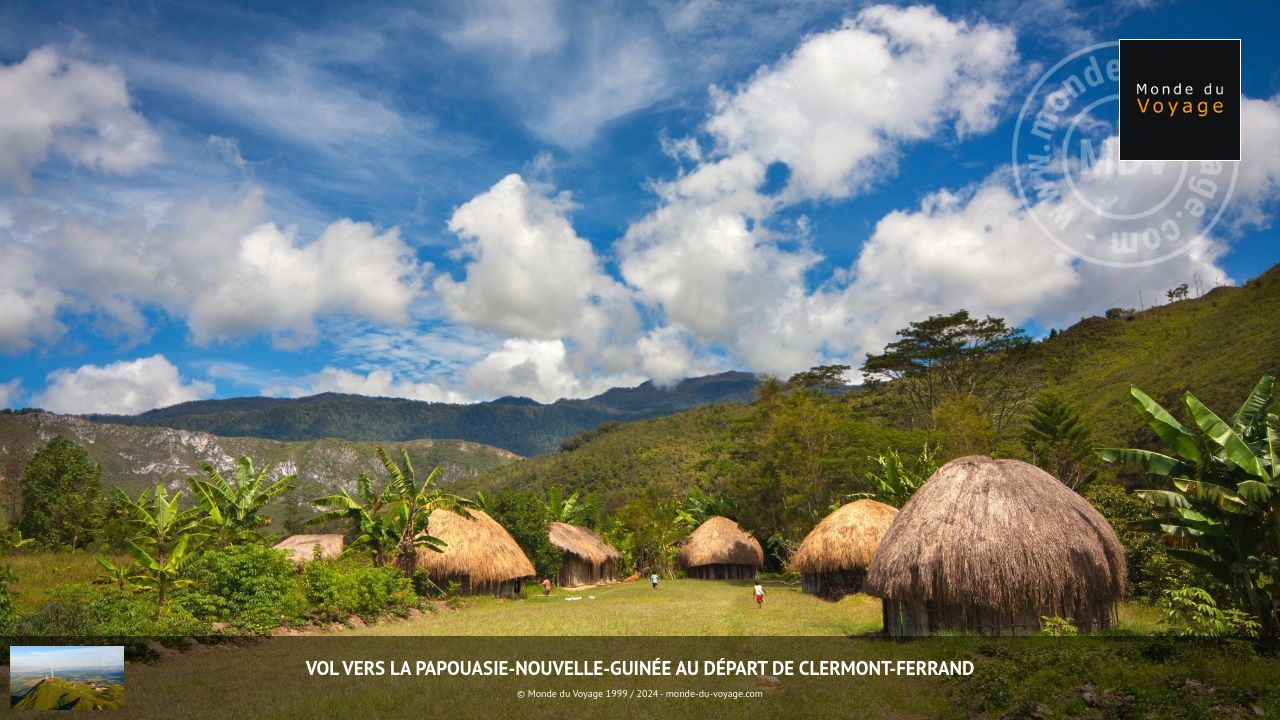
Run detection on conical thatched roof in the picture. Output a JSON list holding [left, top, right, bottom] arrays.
[[677, 516, 764, 569], [791, 499, 898, 574], [416, 509, 535, 584], [274, 534, 344, 563], [548, 522, 622, 566], [865, 456, 1126, 611]]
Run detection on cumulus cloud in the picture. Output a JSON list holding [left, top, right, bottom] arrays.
[[0, 379, 22, 409], [0, 188, 426, 350], [617, 4, 1019, 372], [33, 355, 214, 415], [0, 46, 161, 190], [269, 367, 468, 404], [463, 338, 639, 403]]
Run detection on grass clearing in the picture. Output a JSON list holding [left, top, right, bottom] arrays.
[[5, 550, 128, 611]]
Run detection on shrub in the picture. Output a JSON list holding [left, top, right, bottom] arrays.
[[302, 560, 415, 621], [1158, 587, 1262, 639], [13, 584, 210, 638], [1083, 483, 1207, 601], [1039, 616, 1079, 637], [180, 544, 304, 634], [0, 569, 15, 633]]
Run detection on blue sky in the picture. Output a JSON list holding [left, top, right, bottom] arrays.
[[10, 645, 123, 672], [0, 0, 1278, 413]]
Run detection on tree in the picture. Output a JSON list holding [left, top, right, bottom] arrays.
[[932, 394, 996, 458], [545, 487, 583, 524], [1096, 377, 1280, 636], [1021, 391, 1097, 490], [17, 437, 104, 549], [786, 365, 851, 393], [487, 488, 561, 580], [1166, 283, 1190, 302], [188, 456, 296, 544], [112, 485, 207, 618], [861, 310, 1032, 431]]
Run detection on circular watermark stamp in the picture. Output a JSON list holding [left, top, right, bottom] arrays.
[[1012, 41, 1237, 268]]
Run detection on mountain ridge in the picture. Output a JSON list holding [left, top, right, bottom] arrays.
[[83, 371, 761, 457]]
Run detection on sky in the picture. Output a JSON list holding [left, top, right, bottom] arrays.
[[10, 645, 123, 672], [0, 0, 1278, 414]]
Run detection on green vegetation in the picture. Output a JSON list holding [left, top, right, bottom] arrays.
[[1098, 377, 1280, 635], [189, 456, 296, 544], [484, 488, 562, 580], [11, 677, 124, 711], [17, 436, 104, 549], [1020, 391, 1097, 490]]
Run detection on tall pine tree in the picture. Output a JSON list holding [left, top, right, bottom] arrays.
[[1020, 392, 1096, 490]]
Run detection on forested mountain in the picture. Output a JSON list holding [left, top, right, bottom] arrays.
[[87, 372, 759, 457]]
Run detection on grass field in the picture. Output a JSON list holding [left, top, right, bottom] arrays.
[[5, 551, 129, 611], [350, 579, 883, 636]]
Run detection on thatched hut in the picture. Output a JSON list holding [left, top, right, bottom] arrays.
[[274, 534, 344, 564], [678, 516, 764, 580], [548, 522, 622, 587], [415, 509, 535, 598], [791, 499, 898, 599], [865, 456, 1126, 636]]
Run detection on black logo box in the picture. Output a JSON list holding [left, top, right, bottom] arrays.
[[1119, 39, 1241, 161]]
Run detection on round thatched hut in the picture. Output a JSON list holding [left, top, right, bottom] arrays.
[[791, 499, 898, 600], [273, 534, 344, 564], [865, 456, 1126, 636], [416, 509, 535, 598], [678, 516, 764, 580], [548, 522, 622, 587]]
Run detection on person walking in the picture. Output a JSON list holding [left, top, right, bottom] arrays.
[[650, 572, 659, 590], [753, 582, 765, 608], [542, 577, 553, 597]]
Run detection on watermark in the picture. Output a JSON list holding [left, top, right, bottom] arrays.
[[1012, 41, 1238, 268]]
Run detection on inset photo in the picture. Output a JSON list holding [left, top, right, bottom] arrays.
[[9, 646, 124, 711]]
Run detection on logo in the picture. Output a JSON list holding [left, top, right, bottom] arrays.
[[1012, 42, 1238, 268]]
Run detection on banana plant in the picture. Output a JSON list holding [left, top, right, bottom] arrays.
[[111, 485, 207, 617], [127, 534, 198, 619], [1097, 376, 1279, 635], [93, 556, 138, 593], [376, 448, 473, 577], [0, 528, 35, 554], [309, 472, 400, 567], [189, 457, 296, 544]]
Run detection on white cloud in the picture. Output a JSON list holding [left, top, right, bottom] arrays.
[[0, 241, 65, 352], [0, 187, 427, 350], [444, 0, 568, 58], [463, 338, 638, 403], [704, 4, 1018, 200], [33, 355, 214, 415], [270, 367, 468, 404], [0, 379, 22, 409], [0, 46, 161, 190]]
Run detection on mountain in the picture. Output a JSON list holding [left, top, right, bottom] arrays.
[[0, 411, 520, 523], [88, 371, 761, 457], [11, 678, 124, 711]]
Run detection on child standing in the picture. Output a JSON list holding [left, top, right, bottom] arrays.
[[753, 582, 765, 608], [650, 572, 659, 589]]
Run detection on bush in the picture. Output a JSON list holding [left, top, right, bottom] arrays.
[[1158, 587, 1262, 639], [13, 584, 210, 638], [1083, 483, 1208, 601], [1039, 616, 1079, 637], [179, 544, 304, 634], [302, 560, 415, 621]]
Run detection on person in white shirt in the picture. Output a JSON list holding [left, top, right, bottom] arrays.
[[753, 582, 765, 608]]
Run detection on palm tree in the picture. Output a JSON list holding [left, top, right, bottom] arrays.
[[189, 457, 296, 544], [93, 556, 137, 592], [112, 485, 206, 618]]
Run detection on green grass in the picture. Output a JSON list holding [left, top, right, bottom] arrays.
[[5, 550, 128, 611]]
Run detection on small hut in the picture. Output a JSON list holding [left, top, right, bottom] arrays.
[[274, 534, 344, 564], [791, 499, 898, 599], [548, 522, 622, 587], [678, 516, 764, 580], [865, 456, 1126, 637], [416, 509, 535, 598]]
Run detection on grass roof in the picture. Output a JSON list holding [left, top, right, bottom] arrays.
[[677, 516, 764, 569], [791, 499, 898, 574]]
